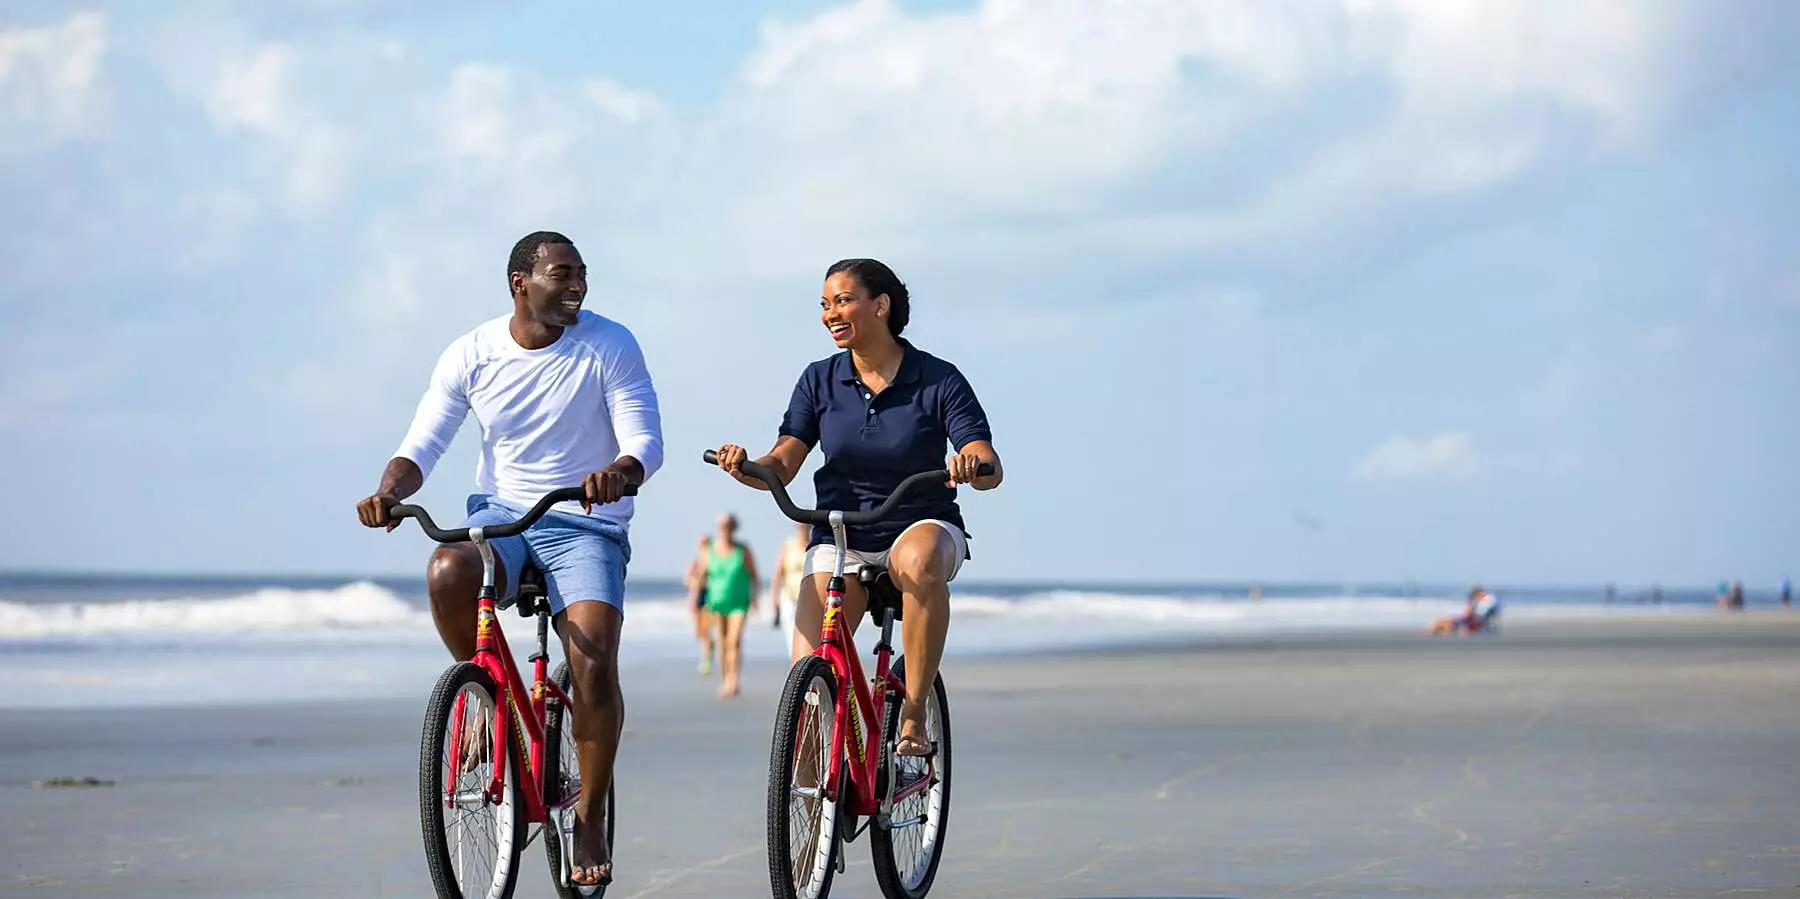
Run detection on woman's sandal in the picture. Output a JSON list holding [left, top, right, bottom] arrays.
[[894, 734, 936, 758]]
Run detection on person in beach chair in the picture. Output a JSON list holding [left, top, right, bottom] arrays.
[[1426, 586, 1501, 636]]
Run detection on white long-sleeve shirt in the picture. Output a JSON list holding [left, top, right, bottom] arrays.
[[393, 311, 664, 530]]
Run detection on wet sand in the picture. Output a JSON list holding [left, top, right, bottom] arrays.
[[4, 613, 1798, 898]]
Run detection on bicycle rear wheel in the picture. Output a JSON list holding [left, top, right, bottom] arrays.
[[420, 661, 526, 899], [767, 655, 841, 899], [543, 661, 618, 899], [870, 657, 952, 899]]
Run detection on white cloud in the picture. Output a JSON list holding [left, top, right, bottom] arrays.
[[205, 44, 293, 135], [436, 63, 514, 164], [202, 43, 349, 212], [593, 0, 1783, 302], [1, 0, 1790, 448], [0, 11, 108, 152], [1353, 431, 1479, 480], [583, 77, 664, 124]]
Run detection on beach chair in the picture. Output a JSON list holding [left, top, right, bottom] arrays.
[[1467, 596, 1501, 634]]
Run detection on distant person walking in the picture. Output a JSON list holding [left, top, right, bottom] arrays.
[[684, 534, 714, 674], [702, 513, 759, 698], [1781, 578, 1791, 609], [769, 521, 810, 632]]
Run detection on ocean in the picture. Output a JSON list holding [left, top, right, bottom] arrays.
[[0, 572, 1731, 710]]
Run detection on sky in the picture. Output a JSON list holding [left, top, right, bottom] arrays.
[[1, 0, 1797, 587]]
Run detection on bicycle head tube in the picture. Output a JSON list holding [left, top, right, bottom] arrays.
[[470, 526, 496, 597], [827, 510, 848, 593]]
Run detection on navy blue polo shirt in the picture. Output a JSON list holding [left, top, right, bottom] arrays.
[[778, 339, 993, 554]]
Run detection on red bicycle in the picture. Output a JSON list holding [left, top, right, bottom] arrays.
[[387, 486, 623, 899], [703, 450, 991, 899]]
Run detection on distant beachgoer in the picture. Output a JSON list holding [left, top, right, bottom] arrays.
[[1780, 578, 1791, 609], [684, 535, 714, 674], [1426, 586, 1500, 636], [703, 513, 760, 699], [770, 521, 809, 631], [1716, 581, 1731, 609], [1728, 581, 1745, 611], [1604, 583, 1616, 604]]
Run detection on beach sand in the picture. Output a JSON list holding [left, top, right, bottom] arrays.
[[4, 613, 1798, 898]]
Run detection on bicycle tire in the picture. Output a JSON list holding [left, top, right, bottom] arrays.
[[420, 661, 526, 899], [768, 655, 841, 899], [543, 661, 618, 899], [870, 657, 952, 899]]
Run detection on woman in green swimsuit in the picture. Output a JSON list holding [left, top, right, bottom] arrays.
[[704, 512, 760, 698]]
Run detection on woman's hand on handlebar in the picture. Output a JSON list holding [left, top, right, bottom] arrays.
[[948, 440, 1003, 490], [712, 443, 767, 489], [945, 452, 983, 487]]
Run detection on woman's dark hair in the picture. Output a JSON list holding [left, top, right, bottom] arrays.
[[827, 258, 909, 337]]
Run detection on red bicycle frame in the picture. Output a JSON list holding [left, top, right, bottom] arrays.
[[444, 580, 573, 824], [815, 574, 936, 818]]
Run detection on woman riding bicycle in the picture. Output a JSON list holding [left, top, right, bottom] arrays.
[[711, 257, 1003, 758]]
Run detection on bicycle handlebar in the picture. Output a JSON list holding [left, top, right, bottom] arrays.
[[386, 484, 638, 544], [702, 449, 992, 526]]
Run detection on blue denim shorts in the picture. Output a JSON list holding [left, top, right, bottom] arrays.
[[459, 493, 632, 617]]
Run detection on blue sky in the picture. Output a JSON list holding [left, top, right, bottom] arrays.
[[2, 0, 1796, 587]]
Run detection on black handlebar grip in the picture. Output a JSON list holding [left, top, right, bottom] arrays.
[[706, 448, 990, 477]]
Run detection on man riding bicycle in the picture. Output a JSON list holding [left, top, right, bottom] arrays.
[[355, 230, 662, 890]]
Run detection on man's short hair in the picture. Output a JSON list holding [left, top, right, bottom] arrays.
[[508, 231, 575, 287]]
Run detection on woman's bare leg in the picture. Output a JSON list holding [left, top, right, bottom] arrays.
[[885, 525, 958, 757]]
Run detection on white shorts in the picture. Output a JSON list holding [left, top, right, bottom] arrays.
[[801, 519, 969, 584]]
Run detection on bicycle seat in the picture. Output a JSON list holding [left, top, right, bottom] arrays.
[[508, 560, 549, 618], [858, 566, 905, 623]]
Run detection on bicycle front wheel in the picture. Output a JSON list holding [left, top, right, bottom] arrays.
[[420, 661, 526, 899], [768, 655, 841, 899], [870, 656, 952, 899], [543, 661, 617, 899]]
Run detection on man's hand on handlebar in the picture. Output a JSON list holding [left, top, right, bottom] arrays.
[[356, 493, 403, 532], [581, 457, 645, 513]]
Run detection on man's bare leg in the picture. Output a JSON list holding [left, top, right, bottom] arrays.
[[425, 544, 509, 661], [559, 601, 623, 887]]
